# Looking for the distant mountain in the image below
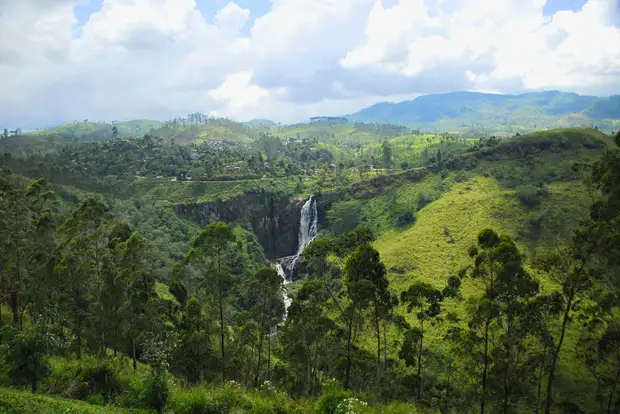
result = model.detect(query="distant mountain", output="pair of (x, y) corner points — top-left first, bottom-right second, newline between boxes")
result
(243, 119), (277, 126)
(346, 91), (620, 134)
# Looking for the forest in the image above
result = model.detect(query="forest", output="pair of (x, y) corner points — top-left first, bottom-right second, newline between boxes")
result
(0, 116), (620, 413)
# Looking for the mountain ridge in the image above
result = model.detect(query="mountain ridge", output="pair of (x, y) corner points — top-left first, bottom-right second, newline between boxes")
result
(345, 90), (620, 133)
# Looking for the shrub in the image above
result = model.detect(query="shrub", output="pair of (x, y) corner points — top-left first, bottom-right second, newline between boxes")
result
(477, 229), (500, 248)
(396, 211), (415, 228)
(515, 184), (548, 208)
(5, 325), (56, 393)
(416, 191), (435, 211)
(43, 357), (128, 403)
(137, 367), (170, 413)
(315, 379), (352, 414)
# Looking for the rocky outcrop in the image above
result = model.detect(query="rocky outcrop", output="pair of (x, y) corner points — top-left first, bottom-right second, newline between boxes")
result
(174, 168), (431, 258)
(174, 193), (306, 259)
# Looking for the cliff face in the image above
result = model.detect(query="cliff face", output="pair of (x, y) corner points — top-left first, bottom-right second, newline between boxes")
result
(174, 168), (431, 259)
(174, 193), (306, 259)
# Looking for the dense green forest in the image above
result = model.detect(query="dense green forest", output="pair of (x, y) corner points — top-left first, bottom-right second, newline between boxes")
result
(1, 115), (620, 413)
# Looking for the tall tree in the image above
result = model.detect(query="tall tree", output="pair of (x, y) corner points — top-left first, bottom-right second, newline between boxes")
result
(55, 198), (114, 358)
(282, 279), (335, 396)
(466, 229), (539, 413)
(381, 141), (392, 169)
(185, 222), (235, 380)
(400, 281), (444, 399)
(345, 243), (391, 391)
(247, 266), (284, 385)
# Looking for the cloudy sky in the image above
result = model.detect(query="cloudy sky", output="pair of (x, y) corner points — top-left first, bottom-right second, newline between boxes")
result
(1, 0), (619, 129)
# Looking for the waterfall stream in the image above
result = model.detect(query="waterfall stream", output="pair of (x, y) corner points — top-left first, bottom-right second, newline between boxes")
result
(275, 195), (318, 318)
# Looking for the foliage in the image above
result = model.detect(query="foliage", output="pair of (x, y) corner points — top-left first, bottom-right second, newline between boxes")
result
(0, 387), (149, 413)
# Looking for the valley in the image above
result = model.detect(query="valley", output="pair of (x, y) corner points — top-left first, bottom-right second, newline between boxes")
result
(1, 100), (619, 413)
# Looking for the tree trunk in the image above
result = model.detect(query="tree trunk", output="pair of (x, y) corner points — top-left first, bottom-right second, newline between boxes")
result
(417, 319), (424, 400)
(10, 291), (19, 327)
(536, 347), (547, 414)
(375, 303), (381, 391)
(503, 310), (513, 414)
(607, 365), (620, 414)
(132, 337), (137, 372)
(267, 333), (272, 381)
(218, 254), (226, 382)
(76, 315), (82, 360)
(481, 318), (490, 414)
(219, 282), (225, 380)
(255, 332), (264, 386)
(544, 289), (574, 414)
(383, 319), (388, 373)
(345, 315), (353, 390)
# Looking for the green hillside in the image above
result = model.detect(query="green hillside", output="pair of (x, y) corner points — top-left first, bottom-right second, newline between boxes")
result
(1, 126), (619, 413)
(30, 120), (164, 139)
(346, 91), (620, 134)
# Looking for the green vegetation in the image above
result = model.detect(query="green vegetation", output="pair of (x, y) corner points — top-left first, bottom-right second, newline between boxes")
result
(1, 119), (620, 413)
(347, 91), (620, 134)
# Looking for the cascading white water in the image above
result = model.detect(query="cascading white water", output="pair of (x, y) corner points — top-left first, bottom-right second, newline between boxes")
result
(275, 195), (318, 318)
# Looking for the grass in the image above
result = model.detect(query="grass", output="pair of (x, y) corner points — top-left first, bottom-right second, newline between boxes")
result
(375, 176), (510, 294)
(0, 387), (149, 413)
(132, 177), (300, 206)
(367, 174), (596, 411)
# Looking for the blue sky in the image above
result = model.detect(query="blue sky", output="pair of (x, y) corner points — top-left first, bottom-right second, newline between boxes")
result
(1, 0), (619, 129)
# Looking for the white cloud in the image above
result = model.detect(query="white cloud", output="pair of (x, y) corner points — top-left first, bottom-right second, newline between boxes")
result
(208, 71), (269, 115)
(0, 0), (619, 129)
(344, 0), (620, 96)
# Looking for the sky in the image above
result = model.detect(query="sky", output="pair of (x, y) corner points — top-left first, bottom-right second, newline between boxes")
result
(1, 0), (619, 129)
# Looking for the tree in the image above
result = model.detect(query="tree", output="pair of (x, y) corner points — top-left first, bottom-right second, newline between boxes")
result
(174, 297), (215, 384)
(282, 279), (335, 396)
(248, 266), (284, 385)
(117, 231), (154, 371)
(5, 322), (57, 393)
(55, 198), (115, 358)
(537, 249), (590, 414)
(400, 281), (444, 399)
(257, 132), (283, 159)
(185, 222), (235, 380)
(112, 125), (119, 138)
(381, 141), (392, 169)
(467, 229), (539, 413)
(2, 128), (8, 139)
(345, 243), (391, 391)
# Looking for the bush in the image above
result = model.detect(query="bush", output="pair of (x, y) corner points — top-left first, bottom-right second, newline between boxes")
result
(396, 211), (416, 228)
(43, 357), (128, 403)
(137, 368), (170, 413)
(416, 191), (435, 211)
(315, 379), (352, 414)
(515, 184), (548, 208)
(5, 325), (55, 393)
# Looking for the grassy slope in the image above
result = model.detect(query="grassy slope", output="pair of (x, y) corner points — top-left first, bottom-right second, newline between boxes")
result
(371, 176), (594, 410)
(320, 128), (613, 410)
(0, 387), (149, 413)
(31, 120), (163, 137)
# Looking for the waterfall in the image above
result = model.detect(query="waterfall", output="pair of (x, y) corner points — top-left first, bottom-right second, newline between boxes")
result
(275, 195), (318, 318)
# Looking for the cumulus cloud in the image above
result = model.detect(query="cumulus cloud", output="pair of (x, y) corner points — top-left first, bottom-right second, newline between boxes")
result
(0, 0), (618, 129)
